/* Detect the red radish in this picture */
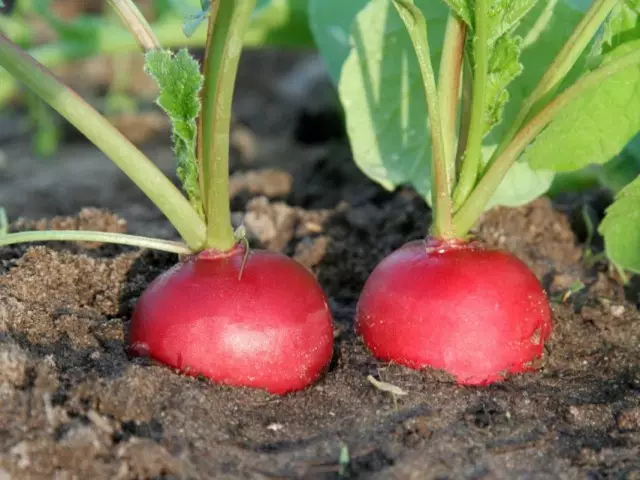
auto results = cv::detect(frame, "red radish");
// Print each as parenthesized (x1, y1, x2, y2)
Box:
(356, 238, 552, 385)
(129, 245, 334, 395)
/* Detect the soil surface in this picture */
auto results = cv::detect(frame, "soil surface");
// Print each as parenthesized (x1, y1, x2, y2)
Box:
(1, 52, 639, 480)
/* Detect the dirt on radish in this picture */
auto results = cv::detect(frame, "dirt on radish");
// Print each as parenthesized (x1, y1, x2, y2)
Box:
(1, 52, 639, 479)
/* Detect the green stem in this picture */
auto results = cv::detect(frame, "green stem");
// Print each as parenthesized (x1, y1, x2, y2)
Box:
(452, 49, 640, 237)
(455, 51, 473, 175)
(199, 0, 256, 251)
(488, 0, 618, 166)
(392, 0, 453, 238)
(452, 0, 489, 211)
(107, 0, 161, 51)
(0, 230, 192, 254)
(438, 13, 467, 190)
(0, 33, 207, 250)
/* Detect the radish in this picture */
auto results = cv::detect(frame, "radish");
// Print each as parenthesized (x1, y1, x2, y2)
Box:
(348, 0, 569, 384)
(130, 246, 333, 394)
(0, 0, 333, 393)
(356, 239, 551, 385)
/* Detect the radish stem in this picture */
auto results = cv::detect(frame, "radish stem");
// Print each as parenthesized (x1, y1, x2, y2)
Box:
(452, 0, 488, 211)
(392, 0, 453, 238)
(0, 33, 207, 250)
(0, 230, 192, 254)
(438, 13, 466, 190)
(107, 0, 161, 51)
(455, 52, 473, 174)
(453, 48, 640, 236)
(199, 0, 256, 251)
(487, 0, 618, 167)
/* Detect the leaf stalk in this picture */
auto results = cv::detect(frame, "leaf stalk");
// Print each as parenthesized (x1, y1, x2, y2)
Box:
(107, 0, 161, 51)
(453, 48, 640, 236)
(438, 13, 467, 190)
(0, 33, 207, 250)
(392, 0, 453, 238)
(199, 0, 256, 251)
(0, 230, 192, 254)
(452, 0, 489, 210)
(488, 0, 618, 166)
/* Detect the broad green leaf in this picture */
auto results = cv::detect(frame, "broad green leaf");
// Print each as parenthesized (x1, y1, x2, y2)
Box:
(599, 174, 640, 273)
(483, 146, 555, 208)
(526, 41, 640, 172)
(335, 0, 579, 208)
(145, 49, 204, 217)
(600, 0, 640, 53)
(337, 0, 449, 199)
(309, 0, 371, 82)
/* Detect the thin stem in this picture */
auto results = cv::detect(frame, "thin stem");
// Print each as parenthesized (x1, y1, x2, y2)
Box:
(489, 0, 618, 166)
(452, 0, 489, 210)
(0, 230, 192, 254)
(199, 0, 256, 251)
(438, 13, 467, 190)
(107, 0, 161, 51)
(455, 51, 473, 174)
(453, 48, 640, 236)
(522, 0, 558, 49)
(0, 33, 207, 250)
(392, 0, 453, 238)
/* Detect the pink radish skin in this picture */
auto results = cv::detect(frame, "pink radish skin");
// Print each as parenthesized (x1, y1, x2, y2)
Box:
(356, 238, 552, 385)
(129, 246, 334, 395)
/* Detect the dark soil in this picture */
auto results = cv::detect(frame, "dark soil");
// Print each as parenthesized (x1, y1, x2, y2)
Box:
(1, 52, 639, 480)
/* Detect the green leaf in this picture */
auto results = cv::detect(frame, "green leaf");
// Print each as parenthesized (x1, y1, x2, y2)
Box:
(309, 0, 370, 82)
(599, 174, 640, 273)
(333, 0, 581, 208)
(441, 0, 538, 40)
(487, 0, 539, 43)
(599, 0, 640, 53)
(337, 0, 449, 199)
(144, 49, 204, 217)
(484, 34, 523, 134)
(526, 41, 640, 172)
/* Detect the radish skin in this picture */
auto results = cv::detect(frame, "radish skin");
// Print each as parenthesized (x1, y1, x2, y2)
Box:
(129, 245, 334, 394)
(356, 238, 552, 385)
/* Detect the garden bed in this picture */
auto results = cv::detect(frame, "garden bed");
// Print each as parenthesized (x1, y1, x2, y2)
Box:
(0, 53, 639, 479)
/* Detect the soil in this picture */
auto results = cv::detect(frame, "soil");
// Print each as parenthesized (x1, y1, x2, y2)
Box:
(1, 52, 639, 480)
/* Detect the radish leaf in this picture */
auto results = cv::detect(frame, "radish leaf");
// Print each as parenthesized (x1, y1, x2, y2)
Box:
(309, 0, 370, 82)
(334, 0, 581, 208)
(145, 49, 204, 217)
(337, 0, 448, 198)
(599, 0, 640, 53)
(599, 174, 640, 273)
(525, 40, 640, 172)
